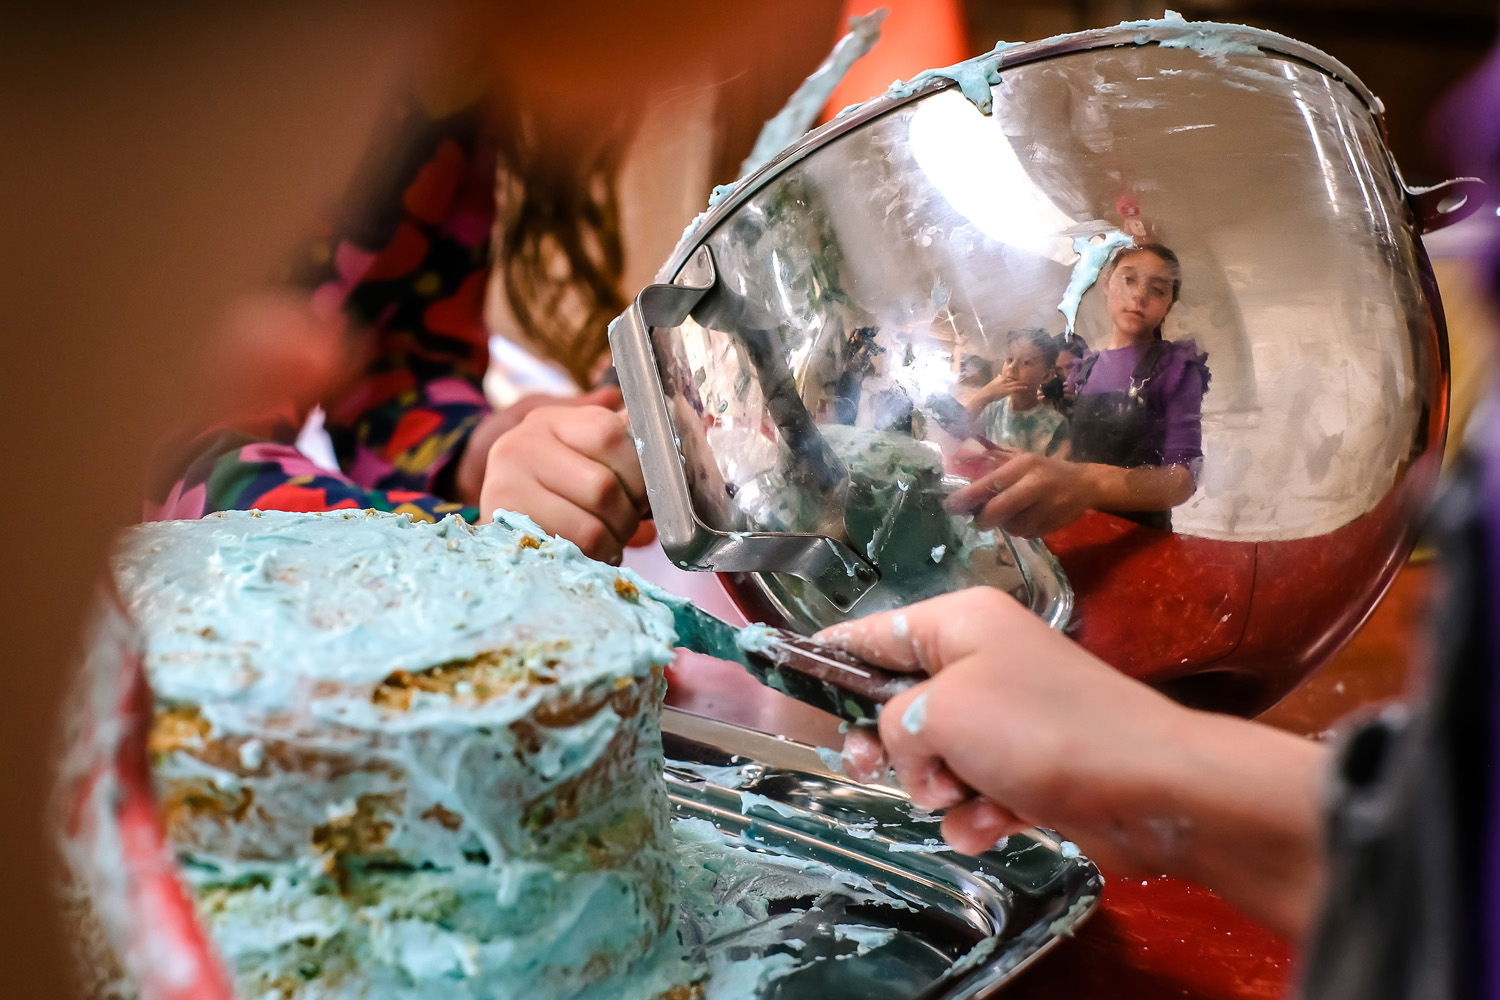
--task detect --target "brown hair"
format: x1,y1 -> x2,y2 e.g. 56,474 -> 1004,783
492,103 -> 632,388
1005,326 -> 1060,359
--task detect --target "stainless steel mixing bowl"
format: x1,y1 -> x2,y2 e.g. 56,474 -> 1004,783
612,18 -> 1479,712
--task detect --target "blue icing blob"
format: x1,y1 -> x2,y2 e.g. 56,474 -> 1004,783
901,691 -> 929,735
1057,230 -> 1136,335
885,39 -> 1022,116
1132,11 -> 1263,60
815,745 -> 846,774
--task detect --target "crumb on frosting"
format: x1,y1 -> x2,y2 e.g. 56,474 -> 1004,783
371,648 -> 564,710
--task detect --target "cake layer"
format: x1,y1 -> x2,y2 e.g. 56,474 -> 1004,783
113,509 -> 684,999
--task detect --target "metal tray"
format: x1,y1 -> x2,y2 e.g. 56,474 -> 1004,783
663,708 -> 1103,998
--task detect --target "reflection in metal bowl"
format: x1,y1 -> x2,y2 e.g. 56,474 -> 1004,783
611,18 -> 1463,714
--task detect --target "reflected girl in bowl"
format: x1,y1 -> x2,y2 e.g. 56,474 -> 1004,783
947,243 -> 1209,536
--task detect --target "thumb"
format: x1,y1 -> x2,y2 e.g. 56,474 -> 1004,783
814,588 -> 1033,678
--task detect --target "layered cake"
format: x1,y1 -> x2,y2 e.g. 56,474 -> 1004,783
112,509 -> 687,999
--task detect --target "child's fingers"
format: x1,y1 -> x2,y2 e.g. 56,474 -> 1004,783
812,609 -> 925,675
529,445 -> 641,552
576,385 -> 624,410
943,454 -> 1024,516
549,407 -> 648,511
812,589 -> 1028,677
940,797 -> 1028,856
876,685 -> 969,812
840,726 -> 887,784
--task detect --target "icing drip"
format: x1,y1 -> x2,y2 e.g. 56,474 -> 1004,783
739,9 -> 887,177
883,40 -> 1022,115
1056,229 -> 1136,336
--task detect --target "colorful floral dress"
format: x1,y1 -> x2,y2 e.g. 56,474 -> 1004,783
147,88 -> 498,524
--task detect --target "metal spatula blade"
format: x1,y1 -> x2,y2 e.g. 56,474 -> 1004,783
654,588 -> 914,726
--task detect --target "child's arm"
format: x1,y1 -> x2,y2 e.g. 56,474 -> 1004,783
964,373 -> 1028,416
819,588 -> 1327,939
944,453 -> 1194,537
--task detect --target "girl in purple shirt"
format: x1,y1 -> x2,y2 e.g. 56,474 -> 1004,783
1066,244 -> 1210,529
948,243 -> 1209,535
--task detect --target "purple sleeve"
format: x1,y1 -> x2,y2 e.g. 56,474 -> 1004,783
1155,340 -> 1209,468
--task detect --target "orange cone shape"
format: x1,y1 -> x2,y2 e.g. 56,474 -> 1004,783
823,0 -> 972,121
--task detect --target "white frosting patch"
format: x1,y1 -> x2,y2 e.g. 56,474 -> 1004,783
886,839 -> 953,854
814,746 -> 846,774
739,790 -> 804,819
901,691 -> 929,735
833,923 -> 899,956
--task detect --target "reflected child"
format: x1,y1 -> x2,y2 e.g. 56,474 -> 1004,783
964,328 -> 1068,456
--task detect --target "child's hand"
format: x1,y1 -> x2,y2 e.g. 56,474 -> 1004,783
943,440 -> 1010,482
819,588 -> 1328,938
970,373 -> 1028,408
995,374 -> 1032,400
452,386 -> 623,506
944,452 -> 1094,537
818,588 -> 1182,865
478,401 -> 647,565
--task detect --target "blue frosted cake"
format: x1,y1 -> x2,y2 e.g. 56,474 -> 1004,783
113,509 -> 689,999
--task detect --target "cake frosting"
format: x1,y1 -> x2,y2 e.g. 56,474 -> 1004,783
114,509 -> 685,1000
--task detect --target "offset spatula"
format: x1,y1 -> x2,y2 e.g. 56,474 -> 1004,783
648,588 -> 915,726
650,587 -> 982,810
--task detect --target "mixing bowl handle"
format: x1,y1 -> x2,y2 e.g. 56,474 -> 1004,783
610,246 -> 880,610
1406,176 -> 1486,233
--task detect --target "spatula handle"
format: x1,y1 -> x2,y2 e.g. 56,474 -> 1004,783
749,627 -> 918,725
